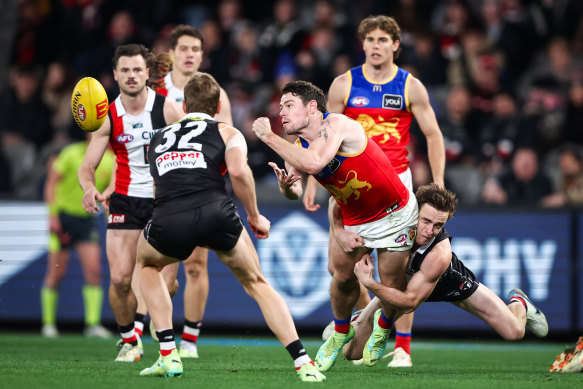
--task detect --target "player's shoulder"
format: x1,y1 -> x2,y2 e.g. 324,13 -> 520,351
425,237 -> 452,263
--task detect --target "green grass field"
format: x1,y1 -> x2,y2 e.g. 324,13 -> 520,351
0,333 -> 580,388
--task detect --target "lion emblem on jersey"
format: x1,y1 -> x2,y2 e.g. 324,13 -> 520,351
355,114 -> 401,144
324,170 -> 372,204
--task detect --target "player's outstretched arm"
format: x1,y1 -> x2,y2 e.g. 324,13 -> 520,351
354,240 -> 451,313
252,116 -> 342,175
222,125 -> 270,239
78,117 -> 111,214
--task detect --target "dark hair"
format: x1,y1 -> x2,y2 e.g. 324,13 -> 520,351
281,80 -> 327,113
184,72 -> 220,116
415,183 -> 458,220
170,25 -> 204,50
112,44 -> 172,89
358,15 -> 402,60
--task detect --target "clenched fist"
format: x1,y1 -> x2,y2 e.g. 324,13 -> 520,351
252,117 -> 273,138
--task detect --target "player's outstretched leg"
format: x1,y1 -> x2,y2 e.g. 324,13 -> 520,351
363,309 -> 391,367
507,289 -> 548,337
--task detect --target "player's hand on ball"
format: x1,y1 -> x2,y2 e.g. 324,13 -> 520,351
252,117 -> 273,138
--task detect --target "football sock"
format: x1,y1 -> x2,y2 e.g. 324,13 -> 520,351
41,287 -> 58,325
182,320 -> 201,344
82,285 -> 103,326
134,313 -> 146,337
118,323 -> 138,346
334,317 -> 351,334
395,331 -> 412,354
156,329 -> 176,356
286,339 -> 311,368
378,311 -> 394,330
509,296 -> 527,312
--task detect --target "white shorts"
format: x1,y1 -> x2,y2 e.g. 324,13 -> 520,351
399,168 -> 413,192
345,190 -> 418,250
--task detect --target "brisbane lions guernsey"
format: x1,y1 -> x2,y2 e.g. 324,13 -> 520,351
108,88 -> 167,198
299,113 -> 409,226
148,113 -> 228,208
343,65 -> 413,174
156,72 -> 184,103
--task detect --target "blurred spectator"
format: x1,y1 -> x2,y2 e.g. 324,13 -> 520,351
199,19 -> 231,84
217,0 -> 247,47
431,0 -> 474,61
518,75 -> 567,156
480,0 -> 536,87
482,147 -> 553,206
308,0 -> 355,57
257,0 -> 306,83
81,10 -> 139,85
479,92 -> 520,163
446,26 -> 491,86
42,61 -> 78,146
296,24 -> 340,88
229,22 -> 262,91
401,30 -> 448,87
11,0 -> 59,66
563,76 -> 583,144
518,37 -> 583,100
543,144 -> 583,207
469,51 -> 503,124
438,86 -> 477,164
0,64 -> 53,197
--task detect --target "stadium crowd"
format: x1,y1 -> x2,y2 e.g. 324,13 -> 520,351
0,0 -> 582,206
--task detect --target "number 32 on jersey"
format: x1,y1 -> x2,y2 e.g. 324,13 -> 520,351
153,120 -> 208,176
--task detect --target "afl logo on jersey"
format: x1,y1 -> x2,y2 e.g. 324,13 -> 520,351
116,133 -> 134,143
77,104 -> 86,121
350,96 -> 369,107
382,94 -> 403,110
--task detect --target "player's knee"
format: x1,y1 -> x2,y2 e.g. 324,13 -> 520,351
503,325 -> 525,341
185,265 -> 204,280
333,275 -> 359,292
110,273 -> 132,294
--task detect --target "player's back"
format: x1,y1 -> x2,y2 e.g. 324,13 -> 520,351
148,113 -> 227,206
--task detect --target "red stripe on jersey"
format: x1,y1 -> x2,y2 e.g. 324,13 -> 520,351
108,101 -> 131,195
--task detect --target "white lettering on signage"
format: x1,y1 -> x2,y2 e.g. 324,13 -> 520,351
452,238 -> 556,301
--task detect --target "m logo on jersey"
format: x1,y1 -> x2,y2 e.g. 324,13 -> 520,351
350,96 -> 369,107
116,133 -> 134,143
132,123 -> 144,129
382,94 -> 402,110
